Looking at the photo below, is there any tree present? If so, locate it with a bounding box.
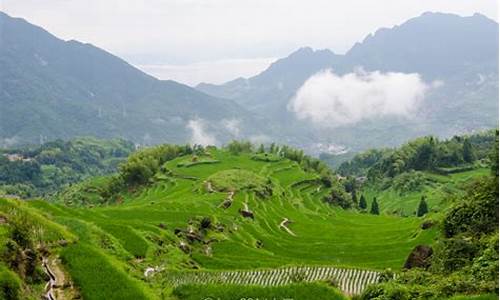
[269,143,276,153]
[351,189,358,206]
[258,144,265,153]
[359,194,367,210]
[417,196,429,217]
[463,138,475,163]
[490,131,498,179]
[370,197,379,215]
[324,187,352,209]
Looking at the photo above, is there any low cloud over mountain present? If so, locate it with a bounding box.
[186,119,217,146]
[288,69,429,127]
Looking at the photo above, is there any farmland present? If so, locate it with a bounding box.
[0,142,494,299]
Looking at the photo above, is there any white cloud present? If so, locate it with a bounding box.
[288,69,429,127]
[186,119,217,146]
[220,118,241,138]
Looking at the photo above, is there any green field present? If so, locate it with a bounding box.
[362,168,490,216]
[1,148,492,299]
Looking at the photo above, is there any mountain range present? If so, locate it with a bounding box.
[198,12,499,152]
[0,11,498,155]
[0,11,267,147]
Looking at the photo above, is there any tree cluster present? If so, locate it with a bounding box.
[338,130,496,179]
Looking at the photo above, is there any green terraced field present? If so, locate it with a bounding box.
[11,149,442,298]
[362,168,490,216]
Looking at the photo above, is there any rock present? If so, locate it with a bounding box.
[215,224,225,232]
[421,220,434,230]
[144,267,155,277]
[200,217,212,229]
[158,223,166,229]
[186,232,202,243]
[404,245,433,269]
[203,245,212,256]
[239,209,254,219]
[58,240,68,247]
[179,241,191,254]
[220,199,232,209]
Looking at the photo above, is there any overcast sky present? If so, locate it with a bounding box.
[1,0,497,85]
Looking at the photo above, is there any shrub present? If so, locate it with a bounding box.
[0,265,21,300]
[370,197,380,215]
[417,196,429,217]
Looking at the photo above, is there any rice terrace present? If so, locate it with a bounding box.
[0,3,498,300]
[1,132,498,299]
[2,145,430,299]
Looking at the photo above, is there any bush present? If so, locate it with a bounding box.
[0,265,21,300]
[443,178,498,238]
[323,185,353,209]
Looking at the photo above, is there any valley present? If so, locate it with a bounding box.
[0,133,497,299]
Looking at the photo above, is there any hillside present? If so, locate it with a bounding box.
[0,143,439,299]
[334,130,497,214]
[0,12,267,147]
[197,12,499,152]
[0,137,135,198]
[1,133,497,299]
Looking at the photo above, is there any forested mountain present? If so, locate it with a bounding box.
[0,12,267,147]
[198,12,499,152]
[1,11,497,153]
[0,137,135,197]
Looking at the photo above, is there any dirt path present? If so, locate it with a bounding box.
[42,256,76,300]
[219,191,235,209]
[279,218,296,236]
[205,181,214,192]
[42,257,56,300]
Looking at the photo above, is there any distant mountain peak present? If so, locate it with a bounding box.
[287,46,335,58]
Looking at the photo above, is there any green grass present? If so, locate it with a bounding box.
[37,150,437,272]
[361,168,489,216]
[60,243,156,300]
[207,169,269,192]
[0,198,76,243]
[7,149,474,298]
[0,148,492,299]
[172,283,348,300]
[0,263,22,300]
[97,223,150,258]
[445,294,499,300]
